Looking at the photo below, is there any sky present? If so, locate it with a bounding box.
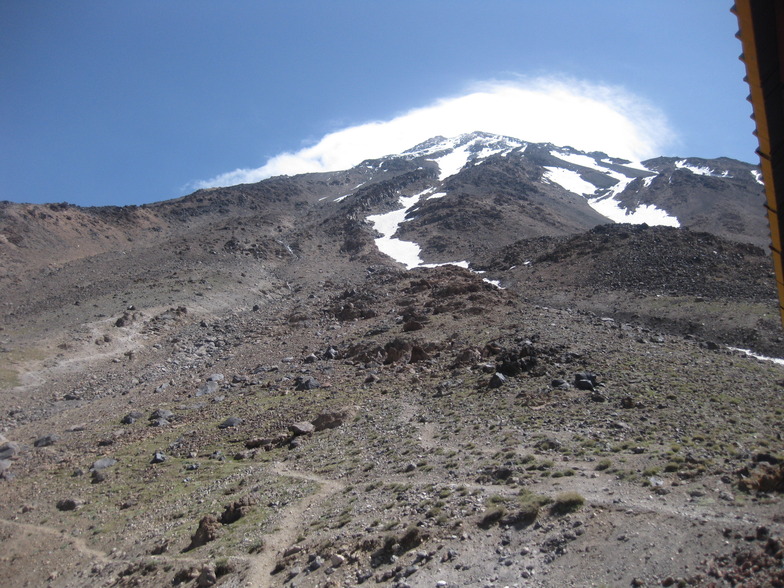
[1,1,756,207]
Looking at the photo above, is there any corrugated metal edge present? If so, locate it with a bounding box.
[733,0,784,325]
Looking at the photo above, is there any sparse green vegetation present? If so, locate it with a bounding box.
[596,458,612,471]
[550,492,586,515]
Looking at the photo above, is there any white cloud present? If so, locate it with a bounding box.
[193,77,675,189]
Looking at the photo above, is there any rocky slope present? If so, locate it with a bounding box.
[0,134,782,587]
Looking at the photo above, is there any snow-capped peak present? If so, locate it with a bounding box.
[401,131,526,180]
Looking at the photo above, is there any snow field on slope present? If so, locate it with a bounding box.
[366,191,429,269]
[365,189,480,275]
[675,160,731,178]
[426,135,520,181]
[548,149,678,227]
[588,197,680,227]
[542,167,597,196]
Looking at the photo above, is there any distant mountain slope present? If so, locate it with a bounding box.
[0,131,767,283]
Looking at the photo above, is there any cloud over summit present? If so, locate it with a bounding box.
[194,77,675,189]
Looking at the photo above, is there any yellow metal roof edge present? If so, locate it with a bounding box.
[733,1,784,326]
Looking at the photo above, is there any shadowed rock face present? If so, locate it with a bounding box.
[0,135,781,588]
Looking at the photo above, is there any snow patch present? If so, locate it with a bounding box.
[482,277,503,289]
[421,260,470,269]
[427,192,446,200]
[600,158,652,173]
[542,167,597,196]
[429,144,473,180]
[584,165,677,227]
[588,196,679,227]
[729,347,784,366]
[551,151,604,172]
[367,190,472,270]
[752,170,764,185]
[675,160,722,177]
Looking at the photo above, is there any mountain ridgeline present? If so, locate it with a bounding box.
[0,131,768,275]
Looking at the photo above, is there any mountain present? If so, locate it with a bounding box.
[1,133,782,588]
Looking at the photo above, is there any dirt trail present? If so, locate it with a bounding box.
[243,462,345,588]
[0,517,111,563]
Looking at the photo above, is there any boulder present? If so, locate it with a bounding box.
[384,339,412,364]
[409,346,430,363]
[245,433,290,450]
[294,376,320,391]
[186,515,221,551]
[149,409,174,421]
[218,417,242,429]
[56,498,82,511]
[288,421,315,436]
[454,347,482,367]
[91,458,117,471]
[489,373,507,389]
[34,434,59,448]
[121,411,144,424]
[196,564,217,587]
[574,372,598,387]
[0,442,22,460]
[91,469,107,484]
[219,495,257,524]
[574,379,594,391]
[195,381,220,397]
[311,408,353,431]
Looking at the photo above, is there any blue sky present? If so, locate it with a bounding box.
[1,1,755,207]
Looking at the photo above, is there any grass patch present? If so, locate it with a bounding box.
[549,492,585,515]
[595,458,612,471]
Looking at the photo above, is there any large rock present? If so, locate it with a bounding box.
[150,409,174,421]
[121,411,144,424]
[245,433,290,450]
[91,458,117,471]
[288,421,315,436]
[384,339,412,364]
[0,442,21,460]
[453,347,481,367]
[218,416,242,429]
[195,381,220,397]
[0,459,13,480]
[574,372,598,391]
[56,498,83,511]
[186,515,221,551]
[294,376,320,391]
[196,564,217,587]
[488,372,507,389]
[311,408,353,432]
[219,495,257,524]
[34,434,59,448]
